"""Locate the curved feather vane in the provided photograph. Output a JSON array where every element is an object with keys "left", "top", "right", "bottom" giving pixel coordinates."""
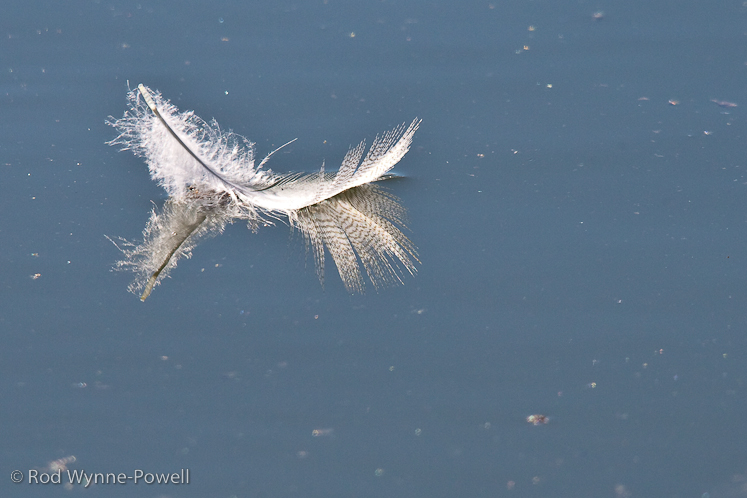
[
  {"left": 106, "top": 84, "right": 420, "bottom": 299},
  {"left": 243, "top": 118, "right": 420, "bottom": 211}
]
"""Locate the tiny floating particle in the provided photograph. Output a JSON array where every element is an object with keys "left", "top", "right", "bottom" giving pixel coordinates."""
[
  {"left": 592, "top": 11, "right": 604, "bottom": 20},
  {"left": 668, "top": 99, "right": 680, "bottom": 106},
  {"left": 47, "top": 456, "right": 76, "bottom": 473},
  {"left": 312, "top": 428, "right": 334, "bottom": 437},
  {"left": 711, "top": 99, "right": 737, "bottom": 108},
  {"left": 526, "top": 414, "right": 549, "bottom": 425},
  {"left": 615, "top": 484, "right": 632, "bottom": 498}
]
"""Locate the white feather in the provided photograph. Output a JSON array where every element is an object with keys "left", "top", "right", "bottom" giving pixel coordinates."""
[
  {"left": 106, "top": 84, "right": 420, "bottom": 299},
  {"left": 107, "top": 85, "right": 420, "bottom": 214}
]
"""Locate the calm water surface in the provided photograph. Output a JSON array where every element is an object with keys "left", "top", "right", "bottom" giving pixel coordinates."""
[{"left": 2, "top": 1, "right": 747, "bottom": 497}]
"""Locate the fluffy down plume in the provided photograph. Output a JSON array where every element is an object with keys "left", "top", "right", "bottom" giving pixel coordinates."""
[{"left": 106, "top": 84, "right": 420, "bottom": 300}]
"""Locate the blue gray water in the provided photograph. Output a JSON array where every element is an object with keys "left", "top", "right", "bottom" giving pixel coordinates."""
[{"left": 2, "top": 1, "right": 747, "bottom": 497}]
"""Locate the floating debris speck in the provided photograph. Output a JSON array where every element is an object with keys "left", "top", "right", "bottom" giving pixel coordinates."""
[{"left": 526, "top": 414, "right": 549, "bottom": 425}]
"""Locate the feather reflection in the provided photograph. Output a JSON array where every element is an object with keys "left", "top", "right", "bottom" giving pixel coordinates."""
[{"left": 109, "top": 181, "right": 417, "bottom": 300}]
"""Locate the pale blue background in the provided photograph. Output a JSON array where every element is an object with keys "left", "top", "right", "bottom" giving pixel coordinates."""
[{"left": 2, "top": 1, "right": 747, "bottom": 497}]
